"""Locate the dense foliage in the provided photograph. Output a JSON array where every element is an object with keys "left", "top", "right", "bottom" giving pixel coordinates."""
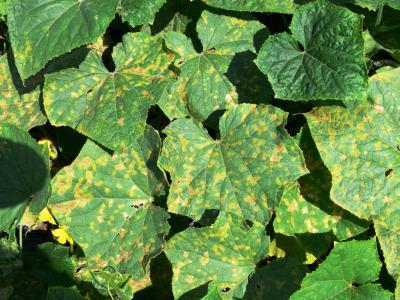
[{"left": 0, "top": 0, "right": 399, "bottom": 299}]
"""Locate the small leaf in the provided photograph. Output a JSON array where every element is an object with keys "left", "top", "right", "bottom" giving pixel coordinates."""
[{"left": 291, "top": 239, "right": 393, "bottom": 300}]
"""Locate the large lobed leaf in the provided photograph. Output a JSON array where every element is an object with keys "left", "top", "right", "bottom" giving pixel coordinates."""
[
  {"left": 7, "top": 0, "right": 169, "bottom": 80},
  {"left": 49, "top": 126, "right": 170, "bottom": 278},
  {"left": 256, "top": 0, "right": 368, "bottom": 101},
  {"left": 160, "top": 104, "right": 306, "bottom": 224},
  {"left": 7, "top": 0, "right": 119, "bottom": 79},
  {"left": 165, "top": 212, "right": 269, "bottom": 299},
  {"left": 291, "top": 239, "right": 393, "bottom": 299},
  {"left": 44, "top": 32, "right": 173, "bottom": 152},
  {"left": 307, "top": 67, "right": 400, "bottom": 279},
  {"left": 163, "top": 11, "right": 264, "bottom": 121}
]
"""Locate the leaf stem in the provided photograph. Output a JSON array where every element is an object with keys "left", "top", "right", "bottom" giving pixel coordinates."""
[{"left": 375, "top": 4, "right": 384, "bottom": 27}]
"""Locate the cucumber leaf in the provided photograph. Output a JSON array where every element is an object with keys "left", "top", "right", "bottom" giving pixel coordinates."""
[
  {"left": 307, "top": 68, "right": 400, "bottom": 279},
  {"left": 119, "top": 0, "right": 166, "bottom": 27},
  {"left": 291, "top": 239, "right": 393, "bottom": 299},
  {"left": 160, "top": 104, "right": 306, "bottom": 224},
  {"left": 48, "top": 126, "right": 169, "bottom": 278},
  {"left": 7, "top": 0, "right": 118, "bottom": 79},
  {"left": 0, "top": 55, "right": 46, "bottom": 130},
  {"left": 165, "top": 212, "right": 269, "bottom": 299},
  {"left": 164, "top": 11, "right": 264, "bottom": 121},
  {"left": 202, "top": 0, "right": 300, "bottom": 13},
  {"left": 0, "top": 124, "right": 50, "bottom": 234},
  {"left": 256, "top": 0, "right": 368, "bottom": 101},
  {"left": 44, "top": 33, "right": 173, "bottom": 152}
]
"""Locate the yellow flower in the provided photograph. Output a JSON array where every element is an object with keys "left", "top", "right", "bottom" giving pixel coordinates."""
[
  {"left": 52, "top": 228, "right": 74, "bottom": 245},
  {"left": 38, "top": 139, "right": 58, "bottom": 160},
  {"left": 38, "top": 207, "right": 57, "bottom": 225}
]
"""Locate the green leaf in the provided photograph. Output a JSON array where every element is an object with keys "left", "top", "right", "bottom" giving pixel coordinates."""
[
  {"left": 201, "top": 286, "right": 225, "bottom": 300},
  {"left": 275, "top": 181, "right": 369, "bottom": 240},
  {"left": 119, "top": 0, "right": 166, "bottom": 27},
  {"left": 78, "top": 268, "right": 151, "bottom": 300},
  {"left": 271, "top": 233, "right": 333, "bottom": 264},
  {"left": 291, "top": 239, "right": 393, "bottom": 300},
  {"left": 306, "top": 67, "right": 400, "bottom": 279},
  {"left": 336, "top": 0, "right": 400, "bottom": 10},
  {"left": 48, "top": 126, "right": 170, "bottom": 278},
  {"left": 0, "top": 124, "right": 50, "bottom": 233},
  {"left": 23, "top": 243, "right": 75, "bottom": 286},
  {"left": 0, "top": 238, "right": 19, "bottom": 278},
  {"left": 0, "top": 0, "right": 6, "bottom": 17},
  {"left": 165, "top": 212, "right": 269, "bottom": 299},
  {"left": 46, "top": 287, "right": 84, "bottom": 300},
  {"left": 243, "top": 259, "right": 307, "bottom": 300},
  {"left": 202, "top": 0, "right": 300, "bottom": 13},
  {"left": 256, "top": 0, "right": 368, "bottom": 101},
  {"left": 0, "top": 55, "right": 46, "bottom": 130},
  {"left": 7, "top": 0, "right": 118, "bottom": 79},
  {"left": 164, "top": 11, "right": 264, "bottom": 121},
  {"left": 44, "top": 32, "right": 173, "bottom": 151},
  {"left": 149, "top": 0, "right": 198, "bottom": 35},
  {"left": 159, "top": 104, "right": 306, "bottom": 224}
]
